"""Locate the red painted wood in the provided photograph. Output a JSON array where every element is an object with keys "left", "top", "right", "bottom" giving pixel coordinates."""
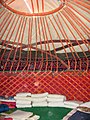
[{"left": 0, "top": 71, "right": 90, "bottom": 102}]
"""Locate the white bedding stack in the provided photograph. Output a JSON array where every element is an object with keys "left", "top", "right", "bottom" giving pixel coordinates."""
[
  {"left": 63, "top": 100, "right": 83, "bottom": 109},
  {"left": 31, "top": 92, "right": 48, "bottom": 107},
  {"left": 14, "top": 93, "right": 32, "bottom": 108},
  {"left": 47, "top": 94, "right": 66, "bottom": 107}
]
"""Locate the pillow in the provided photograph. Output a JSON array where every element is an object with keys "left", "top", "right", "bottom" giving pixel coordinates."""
[{"left": 31, "top": 92, "right": 48, "bottom": 98}]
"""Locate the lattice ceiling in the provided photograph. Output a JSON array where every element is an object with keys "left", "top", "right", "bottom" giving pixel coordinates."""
[{"left": 0, "top": 0, "right": 90, "bottom": 72}]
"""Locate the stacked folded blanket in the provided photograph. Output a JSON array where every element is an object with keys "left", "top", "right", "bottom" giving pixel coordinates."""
[
  {"left": 63, "top": 100, "right": 83, "bottom": 109},
  {"left": 47, "top": 94, "right": 66, "bottom": 107},
  {"left": 14, "top": 93, "right": 32, "bottom": 108},
  {"left": 4, "top": 110, "right": 40, "bottom": 120},
  {"left": 31, "top": 92, "right": 48, "bottom": 107}
]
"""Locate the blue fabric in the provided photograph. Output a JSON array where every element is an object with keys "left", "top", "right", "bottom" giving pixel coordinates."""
[
  {"left": 0, "top": 104, "right": 9, "bottom": 113},
  {"left": 68, "top": 111, "right": 90, "bottom": 120}
]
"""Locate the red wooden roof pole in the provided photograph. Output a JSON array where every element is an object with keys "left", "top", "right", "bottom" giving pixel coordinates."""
[
  {"left": 37, "top": 18, "right": 44, "bottom": 71},
  {"left": 1, "top": 15, "right": 16, "bottom": 60},
  {"left": 44, "top": 17, "right": 53, "bottom": 71},
  {"left": 42, "top": 0, "right": 44, "bottom": 12},
  {"left": 40, "top": 17, "right": 48, "bottom": 71},
  {"left": 0, "top": 13, "right": 14, "bottom": 53},
  {"left": 16, "top": 18, "right": 27, "bottom": 71},
  {"left": 47, "top": 16, "right": 69, "bottom": 69},
  {"left": 65, "top": 7, "right": 90, "bottom": 52},
  {"left": 3, "top": 16, "right": 20, "bottom": 71},
  {"left": 0, "top": 13, "right": 12, "bottom": 44},
  {"left": 9, "top": 17, "right": 23, "bottom": 72}
]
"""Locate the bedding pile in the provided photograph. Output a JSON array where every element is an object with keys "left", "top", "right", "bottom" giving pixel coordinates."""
[
  {"left": 14, "top": 93, "right": 32, "bottom": 108},
  {"left": 2, "top": 110, "right": 40, "bottom": 120},
  {"left": 47, "top": 94, "right": 66, "bottom": 107},
  {"left": 31, "top": 92, "right": 48, "bottom": 107},
  {"left": 63, "top": 101, "right": 83, "bottom": 109},
  {"left": 0, "top": 96, "right": 16, "bottom": 109},
  {"left": 63, "top": 101, "right": 90, "bottom": 120}
]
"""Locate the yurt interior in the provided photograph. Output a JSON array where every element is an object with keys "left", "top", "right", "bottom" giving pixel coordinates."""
[{"left": 0, "top": 0, "right": 90, "bottom": 120}]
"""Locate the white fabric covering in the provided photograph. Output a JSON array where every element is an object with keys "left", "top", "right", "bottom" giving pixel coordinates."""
[
  {"left": 63, "top": 104, "right": 79, "bottom": 109},
  {"left": 16, "top": 104, "right": 32, "bottom": 108},
  {"left": 64, "top": 101, "right": 83, "bottom": 106},
  {"left": 79, "top": 101, "right": 90, "bottom": 108},
  {"left": 47, "top": 98, "right": 65, "bottom": 102},
  {"left": 47, "top": 102, "right": 65, "bottom": 107},
  {"left": 31, "top": 97, "right": 47, "bottom": 102},
  {"left": 27, "top": 115, "right": 40, "bottom": 120},
  {"left": 14, "top": 96, "right": 32, "bottom": 101},
  {"left": 31, "top": 92, "right": 48, "bottom": 98},
  {"left": 48, "top": 94, "right": 66, "bottom": 99},
  {"left": 32, "top": 101, "right": 47, "bottom": 107},
  {"left": 16, "top": 92, "right": 31, "bottom": 97},
  {"left": 16, "top": 100, "right": 31, "bottom": 104},
  {"left": 6, "top": 110, "right": 33, "bottom": 119}
]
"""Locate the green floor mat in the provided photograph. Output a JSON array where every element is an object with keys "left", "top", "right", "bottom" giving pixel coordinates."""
[{"left": 12, "top": 107, "right": 72, "bottom": 120}]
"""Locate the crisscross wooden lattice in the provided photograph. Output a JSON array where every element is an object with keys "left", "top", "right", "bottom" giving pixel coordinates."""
[{"left": 0, "top": 71, "right": 90, "bottom": 102}]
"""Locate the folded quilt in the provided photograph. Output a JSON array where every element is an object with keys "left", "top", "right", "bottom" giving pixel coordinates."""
[
  {"left": 14, "top": 96, "right": 32, "bottom": 101},
  {"left": 16, "top": 100, "right": 31, "bottom": 104},
  {"left": 16, "top": 92, "right": 31, "bottom": 97},
  {"left": 0, "top": 99, "right": 15, "bottom": 102},
  {"left": 64, "top": 101, "right": 83, "bottom": 106},
  {"left": 27, "top": 115, "right": 40, "bottom": 120},
  {"left": 16, "top": 104, "right": 32, "bottom": 108},
  {"left": 47, "top": 98, "right": 65, "bottom": 102},
  {"left": 47, "top": 102, "right": 65, "bottom": 107},
  {"left": 31, "top": 97, "right": 47, "bottom": 102},
  {"left": 32, "top": 101, "right": 47, "bottom": 107},
  {"left": 6, "top": 110, "right": 33, "bottom": 119},
  {"left": 31, "top": 92, "right": 48, "bottom": 98},
  {"left": 0, "top": 104, "right": 9, "bottom": 113},
  {"left": 79, "top": 101, "right": 90, "bottom": 108},
  {"left": 63, "top": 104, "right": 79, "bottom": 109},
  {"left": 47, "top": 94, "right": 66, "bottom": 99}
]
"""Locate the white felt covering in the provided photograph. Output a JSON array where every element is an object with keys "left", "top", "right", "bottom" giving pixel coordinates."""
[
  {"left": 32, "top": 101, "right": 47, "bottom": 107},
  {"left": 16, "top": 100, "right": 31, "bottom": 104},
  {"left": 16, "top": 92, "right": 31, "bottom": 97},
  {"left": 31, "top": 97, "right": 47, "bottom": 102},
  {"left": 31, "top": 92, "right": 48, "bottom": 98},
  {"left": 47, "top": 102, "right": 65, "bottom": 107},
  {"left": 27, "top": 115, "right": 40, "bottom": 120},
  {"left": 47, "top": 94, "right": 66, "bottom": 99},
  {"left": 6, "top": 110, "right": 33, "bottom": 118},
  {"left": 64, "top": 100, "right": 83, "bottom": 106},
  {"left": 47, "top": 97, "right": 65, "bottom": 102},
  {"left": 14, "top": 96, "right": 32, "bottom": 101},
  {"left": 79, "top": 101, "right": 90, "bottom": 108},
  {"left": 16, "top": 104, "right": 32, "bottom": 108}
]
